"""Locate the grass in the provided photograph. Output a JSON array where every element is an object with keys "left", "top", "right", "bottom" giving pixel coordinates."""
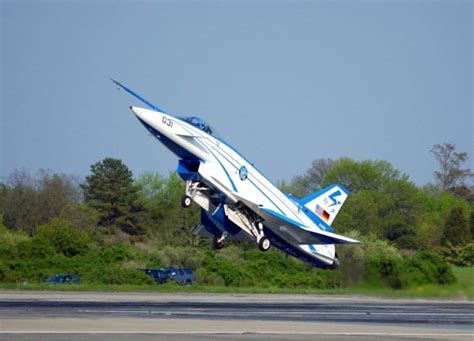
[{"left": 1, "top": 266, "right": 472, "bottom": 300}]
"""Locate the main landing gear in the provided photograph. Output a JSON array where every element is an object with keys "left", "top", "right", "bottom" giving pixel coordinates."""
[
  {"left": 213, "top": 236, "right": 224, "bottom": 249},
  {"left": 258, "top": 237, "right": 271, "bottom": 252}
]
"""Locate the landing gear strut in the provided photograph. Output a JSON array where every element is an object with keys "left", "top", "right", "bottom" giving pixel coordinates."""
[{"left": 253, "top": 221, "right": 270, "bottom": 252}]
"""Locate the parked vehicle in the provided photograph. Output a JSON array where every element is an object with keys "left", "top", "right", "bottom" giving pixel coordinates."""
[
  {"left": 143, "top": 268, "right": 168, "bottom": 284},
  {"left": 143, "top": 267, "right": 195, "bottom": 285},
  {"left": 45, "top": 274, "right": 80, "bottom": 284},
  {"left": 164, "top": 267, "right": 196, "bottom": 285}
]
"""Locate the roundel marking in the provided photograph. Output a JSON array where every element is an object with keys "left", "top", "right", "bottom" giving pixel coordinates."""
[{"left": 239, "top": 166, "right": 248, "bottom": 181}]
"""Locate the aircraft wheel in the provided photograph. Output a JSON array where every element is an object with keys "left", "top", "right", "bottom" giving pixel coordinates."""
[
  {"left": 181, "top": 195, "right": 192, "bottom": 208},
  {"left": 213, "top": 236, "right": 224, "bottom": 250},
  {"left": 258, "top": 237, "right": 271, "bottom": 252}
]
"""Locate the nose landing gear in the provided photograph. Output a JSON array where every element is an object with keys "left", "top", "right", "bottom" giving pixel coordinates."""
[{"left": 181, "top": 195, "right": 192, "bottom": 208}]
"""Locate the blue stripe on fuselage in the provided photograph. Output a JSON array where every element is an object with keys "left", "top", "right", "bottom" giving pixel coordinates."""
[
  {"left": 199, "top": 142, "right": 238, "bottom": 193},
  {"left": 260, "top": 207, "right": 305, "bottom": 227}
]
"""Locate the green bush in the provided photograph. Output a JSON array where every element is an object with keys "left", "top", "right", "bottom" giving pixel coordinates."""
[
  {"left": 86, "top": 265, "right": 154, "bottom": 285},
  {"left": 195, "top": 268, "right": 225, "bottom": 286},
  {"left": 35, "top": 218, "right": 92, "bottom": 257},
  {"left": 338, "top": 231, "right": 402, "bottom": 286},
  {"left": 439, "top": 242, "right": 474, "bottom": 267},
  {"left": 401, "top": 251, "right": 456, "bottom": 286},
  {"left": 101, "top": 243, "right": 135, "bottom": 263},
  {"left": 203, "top": 253, "right": 248, "bottom": 286},
  {"left": 154, "top": 246, "right": 205, "bottom": 269},
  {"left": 365, "top": 254, "right": 403, "bottom": 289}
]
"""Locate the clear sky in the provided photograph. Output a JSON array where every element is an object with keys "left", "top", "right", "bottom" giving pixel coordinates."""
[{"left": 1, "top": 0, "right": 472, "bottom": 186}]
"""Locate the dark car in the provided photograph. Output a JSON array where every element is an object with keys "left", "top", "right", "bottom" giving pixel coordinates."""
[
  {"left": 45, "top": 274, "right": 80, "bottom": 284},
  {"left": 164, "top": 267, "right": 196, "bottom": 285},
  {"left": 143, "top": 268, "right": 168, "bottom": 284},
  {"left": 143, "top": 267, "right": 196, "bottom": 285}
]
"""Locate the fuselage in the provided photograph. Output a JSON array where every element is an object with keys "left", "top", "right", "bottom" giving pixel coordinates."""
[{"left": 131, "top": 106, "right": 337, "bottom": 267}]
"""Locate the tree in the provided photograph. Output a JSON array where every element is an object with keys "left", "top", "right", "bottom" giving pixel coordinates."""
[
  {"left": 442, "top": 206, "right": 469, "bottom": 247},
  {"left": 378, "top": 180, "right": 420, "bottom": 249},
  {"left": 451, "top": 185, "right": 474, "bottom": 205},
  {"left": 81, "top": 158, "right": 144, "bottom": 235},
  {"left": 320, "top": 158, "right": 419, "bottom": 248},
  {"left": 322, "top": 158, "right": 406, "bottom": 194},
  {"left": 289, "top": 158, "right": 334, "bottom": 197},
  {"left": 136, "top": 171, "right": 199, "bottom": 245},
  {"left": 0, "top": 183, "right": 7, "bottom": 216},
  {"left": 2, "top": 170, "right": 40, "bottom": 234},
  {"left": 0, "top": 170, "right": 81, "bottom": 235},
  {"left": 36, "top": 170, "right": 82, "bottom": 225},
  {"left": 470, "top": 211, "right": 474, "bottom": 241},
  {"left": 430, "top": 143, "right": 473, "bottom": 192}
]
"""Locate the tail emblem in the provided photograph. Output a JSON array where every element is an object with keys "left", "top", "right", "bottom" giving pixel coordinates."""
[{"left": 328, "top": 190, "right": 342, "bottom": 206}]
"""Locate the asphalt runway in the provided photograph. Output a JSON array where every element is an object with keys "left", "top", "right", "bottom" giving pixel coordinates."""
[{"left": 0, "top": 292, "right": 472, "bottom": 340}]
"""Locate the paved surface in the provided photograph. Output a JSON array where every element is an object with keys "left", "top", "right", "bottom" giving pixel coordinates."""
[
  {"left": 1, "top": 299, "right": 473, "bottom": 324},
  {"left": 1, "top": 334, "right": 473, "bottom": 341},
  {"left": 0, "top": 291, "right": 472, "bottom": 340}
]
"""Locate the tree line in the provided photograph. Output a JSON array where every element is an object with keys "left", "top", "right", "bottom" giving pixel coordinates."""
[{"left": 0, "top": 142, "right": 472, "bottom": 288}]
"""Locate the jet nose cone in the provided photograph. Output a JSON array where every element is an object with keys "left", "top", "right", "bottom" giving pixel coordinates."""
[
  {"left": 130, "top": 106, "right": 162, "bottom": 134},
  {"left": 130, "top": 106, "right": 144, "bottom": 119},
  {"left": 130, "top": 106, "right": 155, "bottom": 125}
]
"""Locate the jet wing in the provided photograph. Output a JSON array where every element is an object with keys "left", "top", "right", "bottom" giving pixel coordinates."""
[
  {"left": 258, "top": 207, "right": 360, "bottom": 245},
  {"left": 230, "top": 192, "right": 359, "bottom": 245}
]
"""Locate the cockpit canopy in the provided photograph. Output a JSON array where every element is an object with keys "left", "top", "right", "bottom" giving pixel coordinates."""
[
  {"left": 182, "top": 116, "right": 213, "bottom": 134},
  {"left": 180, "top": 115, "right": 233, "bottom": 147},
  {"left": 180, "top": 115, "right": 250, "bottom": 165}
]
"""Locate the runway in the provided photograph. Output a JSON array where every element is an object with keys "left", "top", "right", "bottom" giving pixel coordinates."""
[{"left": 0, "top": 291, "right": 472, "bottom": 340}]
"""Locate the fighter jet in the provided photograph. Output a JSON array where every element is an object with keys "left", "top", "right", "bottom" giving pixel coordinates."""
[{"left": 112, "top": 79, "right": 359, "bottom": 269}]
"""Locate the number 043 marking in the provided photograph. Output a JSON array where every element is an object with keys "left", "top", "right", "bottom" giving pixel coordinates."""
[{"left": 162, "top": 116, "right": 173, "bottom": 128}]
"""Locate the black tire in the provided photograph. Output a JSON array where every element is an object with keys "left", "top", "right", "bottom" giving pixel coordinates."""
[
  {"left": 258, "top": 237, "right": 271, "bottom": 252},
  {"left": 181, "top": 195, "right": 192, "bottom": 208},
  {"left": 213, "top": 236, "right": 224, "bottom": 250}
]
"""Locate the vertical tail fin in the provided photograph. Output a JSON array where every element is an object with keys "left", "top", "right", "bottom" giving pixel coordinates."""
[{"left": 299, "top": 184, "right": 349, "bottom": 226}]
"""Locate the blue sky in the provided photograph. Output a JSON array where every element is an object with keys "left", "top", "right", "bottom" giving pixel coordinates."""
[{"left": 1, "top": 0, "right": 472, "bottom": 186}]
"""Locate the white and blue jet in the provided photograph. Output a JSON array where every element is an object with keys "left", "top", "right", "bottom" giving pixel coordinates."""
[{"left": 113, "top": 79, "right": 359, "bottom": 269}]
